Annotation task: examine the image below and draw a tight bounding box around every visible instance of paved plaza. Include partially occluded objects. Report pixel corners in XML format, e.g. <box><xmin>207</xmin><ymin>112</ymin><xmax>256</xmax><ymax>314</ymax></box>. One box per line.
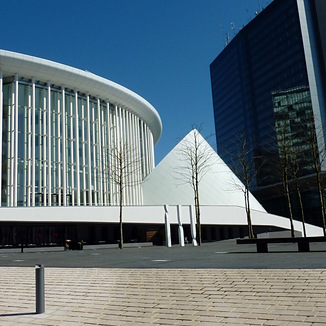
<box><xmin>1</xmin><ymin>241</ymin><xmax>326</xmax><ymax>325</ymax></box>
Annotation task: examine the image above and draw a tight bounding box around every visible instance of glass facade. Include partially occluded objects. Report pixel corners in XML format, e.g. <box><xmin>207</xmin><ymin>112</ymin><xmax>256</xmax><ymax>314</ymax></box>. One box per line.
<box><xmin>210</xmin><ymin>0</ymin><xmax>326</xmax><ymax>224</ymax></box>
<box><xmin>273</xmin><ymin>86</ymin><xmax>315</xmax><ymax>176</ymax></box>
<box><xmin>0</xmin><ymin>77</ymin><xmax>155</xmax><ymax>207</ymax></box>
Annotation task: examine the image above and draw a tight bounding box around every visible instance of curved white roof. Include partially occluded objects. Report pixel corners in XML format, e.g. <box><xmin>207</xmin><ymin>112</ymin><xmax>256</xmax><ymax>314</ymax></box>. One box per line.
<box><xmin>0</xmin><ymin>50</ymin><xmax>162</xmax><ymax>144</ymax></box>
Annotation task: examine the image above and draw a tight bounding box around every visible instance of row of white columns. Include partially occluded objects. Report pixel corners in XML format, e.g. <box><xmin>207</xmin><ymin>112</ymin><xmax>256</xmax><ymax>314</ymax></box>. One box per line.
<box><xmin>164</xmin><ymin>205</ymin><xmax>198</xmax><ymax>247</ymax></box>
<box><xmin>0</xmin><ymin>73</ymin><xmax>155</xmax><ymax>207</ymax></box>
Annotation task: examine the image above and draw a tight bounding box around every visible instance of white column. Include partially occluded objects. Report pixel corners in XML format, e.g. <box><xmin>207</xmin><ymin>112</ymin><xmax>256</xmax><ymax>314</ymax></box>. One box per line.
<box><xmin>31</xmin><ymin>80</ymin><xmax>36</xmax><ymax>206</ymax></box>
<box><xmin>23</xmin><ymin>94</ymin><xmax>28</xmax><ymax>206</ymax></box>
<box><xmin>97</xmin><ymin>99</ymin><xmax>103</xmax><ymax>205</ymax></box>
<box><xmin>14</xmin><ymin>75</ymin><xmax>19</xmax><ymax>206</ymax></box>
<box><xmin>57</xmin><ymin>93</ymin><xmax>61</xmax><ymax>206</ymax></box>
<box><xmin>112</xmin><ymin>106</ymin><xmax>120</xmax><ymax>205</ymax></box>
<box><xmin>81</xmin><ymin>100</ymin><xmax>86</xmax><ymax>206</ymax></box>
<box><xmin>189</xmin><ymin>205</ymin><xmax>198</xmax><ymax>246</ymax></box>
<box><xmin>140</xmin><ymin>121</ymin><xmax>145</xmax><ymax>179</ymax></box>
<box><xmin>75</xmin><ymin>90</ymin><xmax>80</xmax><ymax>206</ymax></box>
<box><xmin>91</xmin><ymin>101</ymin><xmax>97</xmax><ymax>205</ymax></box>
<box><xmin>47</xmin><ymin>83</ymin><xmax>52</xmax><ymax>206</ymax></box>
<box><xmin>70</xmin><ymin>99</ymin><xmax>74</xmax><ymax>206</ymax></box>
<box><xmin>131</xmin><ymin>114</ymin><xmax>137</xmax><ymax>204</ymax></box>
<box><xmin>86</xmin><ymin>95</ymin><xmax>92</xmax><ymax>206</ymax></box>
<box><xmin>10</xmin><ymin>82</ymin><xmax>15</xmax><ymax>206</ymax></box>
<box><xmin>107</xmin><ymin>104</ymin><xmax>113</xmax><ymax>205</ymax></box>
<box><xmin>135</xmin><ymin>116</ymin><xmax>143</xmax><ymax>204</ymax></box>
<box><xmin>164</xmin><ymin>205</ymin><xmax>172</xmax><ymax>248</ymax></box>
<box><xmin>149</xmin><ymin>131</ymin><xmax>155</xmax><ymax>170</ymax></box>
<box><xmin>0</xmin><ymin>71</ymin><xmax>3</xmax><ymax>206</ymax></box>
<box><xmin>132</xmin><ymin>114</ymin><xmax>139</xmax><ymax>204</ymax></box>
<box><xmin>177</xmin><ymin>205</ymin><xmax>185</xmax><ymax>247</ymax></box>
<box><xmin>121</xmin><ymin>108</ymin><xmax>127</xmax><ymax>205</ymax></box>
<box><xmin>61</xmin><ymin>88</ymin><xmax>67</xmax><ymax>206</ymax></box>
<box><xmin>130</xmin><ymin>113</ymin><xmax>137</xmax><ymax>204</ymax></box>
<box><xmin>27</xmin><ymin>84</ymin><xmax>32</xmax><ymax>207</ymax></box>
<box><xmin>143</xmin><ymin>124</ymin><xmax>148</xmax><ymax>177</ymax></box>
<box><xmin>43</xmin><ymin>90</ymin><xmax>47</xmax><ymax>206</ymax></box>
<box><xmin>114</xmin><ymin>106</ymin><xmax>122</xmax><ymax>205</ymax></box>
<box><xmin>126</xmin><ymin>110</ymin><xmax>132</xmax><ymax>204</ymax></box>
<box><xmin>145</xmin><ymin>126</ymin><xmax>150</xmax><ymax>177</ymax></box>
<box><xmin>146</xmin><ymin>126</ymin><xmax>152</xmax><ymax>173</ymax></box>
<box><xmin>102</xmin><ymin>102</ymin><xmax>109</xmax><ymax>205</ymax></box>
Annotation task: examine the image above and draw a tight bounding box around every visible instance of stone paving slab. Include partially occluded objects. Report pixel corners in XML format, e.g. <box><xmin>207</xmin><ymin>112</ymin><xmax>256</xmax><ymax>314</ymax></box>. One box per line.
<box><xmin>0</xmin><ymin>267</ymin><xmax>326</xmax><ymax>325</ymax></box>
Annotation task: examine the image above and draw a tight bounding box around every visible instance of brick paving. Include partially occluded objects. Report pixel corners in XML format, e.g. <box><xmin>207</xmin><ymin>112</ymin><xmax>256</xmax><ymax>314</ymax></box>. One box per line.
<box><xmin>0</xmin><ymin>267</ymin><xmax>326</xmax><ymax>325</ymax></box>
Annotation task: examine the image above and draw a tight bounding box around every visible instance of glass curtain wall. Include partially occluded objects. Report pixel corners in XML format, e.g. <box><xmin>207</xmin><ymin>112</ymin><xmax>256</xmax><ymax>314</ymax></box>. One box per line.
<box><xmin>1</xmin><ymin>78</ymin><xmax>154</xmax><ymax>207</ymax></box>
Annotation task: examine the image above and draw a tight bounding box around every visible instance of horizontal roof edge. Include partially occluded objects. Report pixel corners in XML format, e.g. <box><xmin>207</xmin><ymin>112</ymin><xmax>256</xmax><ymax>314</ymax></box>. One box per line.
<box><xmin>0</xmin><ymin>49</ymin><xmax>162</xmax><ymax>143</ymax></box>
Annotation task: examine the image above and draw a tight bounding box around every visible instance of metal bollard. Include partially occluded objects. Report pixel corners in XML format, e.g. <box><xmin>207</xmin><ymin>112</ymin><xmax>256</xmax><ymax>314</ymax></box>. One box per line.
<box><xmin>35</xmin><ymin>264</ymin><xmax>45</xmax><ymax>314</ymax></box>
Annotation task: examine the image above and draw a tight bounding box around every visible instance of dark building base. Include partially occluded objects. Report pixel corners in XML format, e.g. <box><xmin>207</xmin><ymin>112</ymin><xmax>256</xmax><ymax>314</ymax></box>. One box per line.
<box><xmin>0</xmin><ymin>222</ymin><xmax>285</xmax><ymax>248</ymax></box>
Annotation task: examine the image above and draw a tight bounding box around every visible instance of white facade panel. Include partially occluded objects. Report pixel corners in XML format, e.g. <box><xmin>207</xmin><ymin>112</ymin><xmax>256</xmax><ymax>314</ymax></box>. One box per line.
<box><xmin>0</xmin><ymin>50</ymin><xmax>159</xmax><ymax>208</ymax></box>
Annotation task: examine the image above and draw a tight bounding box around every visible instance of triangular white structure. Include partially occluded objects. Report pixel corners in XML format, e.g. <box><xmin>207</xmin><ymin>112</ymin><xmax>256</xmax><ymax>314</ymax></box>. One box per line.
<box><xmin>143</xmin><ymin>129</ymin><xmax>265</xmax><ymax>211</ymax></box>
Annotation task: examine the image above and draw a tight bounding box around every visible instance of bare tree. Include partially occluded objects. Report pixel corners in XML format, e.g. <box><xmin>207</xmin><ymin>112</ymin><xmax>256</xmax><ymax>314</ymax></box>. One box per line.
<box><xmin>290</xmin><ymin>160</ymin><xmax>307</xmax><ymax>237</ymax></box>
<box><xmin>109</xmin><ymin>140</ymin><xmax>142</xmax><ymax>249</ymax></box>
<box><xmin>271</xmin><ymin>87</ymin><xmax>318</xmax><ymax>237</ymax></box>
<box><xmin>231</xmin><ymin>134</ymin><xmax>258</xmax><ymax>239</ymax></box>
<box><xmin>274</xmin><ymin>118</ymin><xmax>295</xmax><ymax>238</ymax></box>
<box><xmin>176</xmin><ymin>128</ymin><xmax>214</xmax><ymax>246</ymax></box>
<box><xmin>308</xmin><ymin>117</ymin><xmax>326</xmax><ymax>235</ymax></box>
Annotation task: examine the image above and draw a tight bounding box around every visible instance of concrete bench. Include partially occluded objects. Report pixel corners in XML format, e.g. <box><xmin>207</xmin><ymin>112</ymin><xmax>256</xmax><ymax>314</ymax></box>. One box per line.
<box><xmin>236</xmin><ymin>236</ymin><xmax>326</xmax><ymax>253</ymax></box>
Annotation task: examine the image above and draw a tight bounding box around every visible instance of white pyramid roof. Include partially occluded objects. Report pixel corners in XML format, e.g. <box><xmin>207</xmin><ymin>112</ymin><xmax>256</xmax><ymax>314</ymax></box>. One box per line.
<box><xmin>143</xmin><ymin>129</ymin><xmax>265</xmax><ymax>212</ymax></box>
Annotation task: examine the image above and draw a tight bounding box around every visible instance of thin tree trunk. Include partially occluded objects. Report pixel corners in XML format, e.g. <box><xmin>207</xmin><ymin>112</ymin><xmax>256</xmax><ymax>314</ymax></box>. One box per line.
<box><xmin>119</xmin><ymin>154</ymin><xmax>124</xmax><ymax>250</ymax></box>
<box><xmin>316</xmin><ymin>178</ymin><xmax>326</xmax><ymax>236</ymax></box>
<box><xmin>196</xmin><ymin>193</ymin><xmax>201</xmax><ymax>246</ymax></box>
<box><xmin>310</xmin><ymin>119</ymin><xmax>326</xmax><ymax>236</ymax></box>
<box><xmin>283</xmin><ymin>165</ymin><xmax>295</xmax><ymax>238</ymax></box>
<box><xmin>119</xmin><ymin>184</ymin><xmax>123</xmax><ymax>249</ymax></box>
<box><xmin>293</xmin><ymin>173</ymin><xmax>306</xmax><ymax>237</ymax></box>
<box><xmin>245</xmin><ymin>188</ymin><xmax>254</xmax><ymax>239</ymax></box>
<box><xmin>195</xmin><ymin>172</ymin><xmax>201</xmax><ymax>246</ymax></box>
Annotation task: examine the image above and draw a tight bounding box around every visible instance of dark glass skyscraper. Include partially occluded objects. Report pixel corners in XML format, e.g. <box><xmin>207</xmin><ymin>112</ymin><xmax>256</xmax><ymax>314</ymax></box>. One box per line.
<box><xmin>210</xmin><ymin>0</ymin><xmax>326</xmax><ymax>225</ymax></box>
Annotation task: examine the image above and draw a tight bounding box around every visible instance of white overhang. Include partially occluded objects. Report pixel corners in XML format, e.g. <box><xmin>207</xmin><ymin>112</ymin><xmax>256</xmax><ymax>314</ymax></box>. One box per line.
<box><xmin>0</xmin><ymin>49</ymin><xmax>162</xmax><ymax>144</ymax></box>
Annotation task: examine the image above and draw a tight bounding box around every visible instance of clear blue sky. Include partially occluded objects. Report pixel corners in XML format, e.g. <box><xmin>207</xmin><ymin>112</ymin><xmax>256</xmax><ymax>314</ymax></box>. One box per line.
<box><xmin>1</xmin><ymin>0</ymin><xmax>272</xmax><ymax>163</ymax></box>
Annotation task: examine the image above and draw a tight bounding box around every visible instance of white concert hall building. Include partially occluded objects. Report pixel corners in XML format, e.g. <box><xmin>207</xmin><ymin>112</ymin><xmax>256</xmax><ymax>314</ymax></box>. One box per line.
<box><xmin>0</xmin><ymin>50</ymin><xmax>322</xmax><ymax>247</ymax></box>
